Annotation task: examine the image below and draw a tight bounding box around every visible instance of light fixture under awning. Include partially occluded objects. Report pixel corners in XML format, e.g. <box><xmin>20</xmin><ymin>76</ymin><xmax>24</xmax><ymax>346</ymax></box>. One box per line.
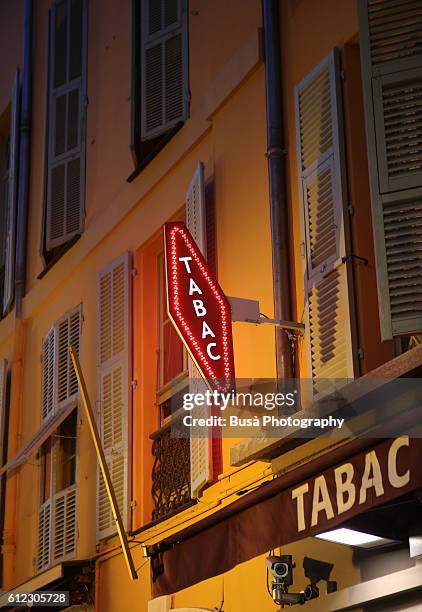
<box><xmin>316</xmin><ymin>528</ymin><xmax>398</xmax><ymax>548</ymax></box>
<box><xmin>0</xmin><ymin>400</ymin><xmax>77</xmax><ymax>477</ymax></box>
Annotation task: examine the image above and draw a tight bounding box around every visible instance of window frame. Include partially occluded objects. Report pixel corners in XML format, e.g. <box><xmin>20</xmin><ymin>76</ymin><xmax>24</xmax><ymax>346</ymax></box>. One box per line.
<box><xmin>156</xmin><ymin>250</ymin><xmax>188</xmax><ymax>423</ymax></box>
<box><xmin>128</xmin><ymin>0</ymin><xmax>189</xmax><ymax>181</ymax></box>
<box><xmin>40</xmin><ymin>0</ymin><xmax>88</xmax><ymax>272</ymax></box>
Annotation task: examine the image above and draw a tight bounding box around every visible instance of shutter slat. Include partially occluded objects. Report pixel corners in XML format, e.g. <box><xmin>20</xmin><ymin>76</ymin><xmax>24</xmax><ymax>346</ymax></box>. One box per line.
<box><xmin>364</xmin><ymin>0</ymin><xmax>422</xmax><ymax>70</ymax></box>
<box><xmin>298</xmin><ymin>65</ymin><xmax>333</xmax><ymax>172</ymax></box>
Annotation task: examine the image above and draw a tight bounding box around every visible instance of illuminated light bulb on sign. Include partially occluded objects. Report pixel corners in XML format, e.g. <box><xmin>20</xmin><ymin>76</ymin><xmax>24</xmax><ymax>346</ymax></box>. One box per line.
<box><xmin>164</xmin><ymin>222</ymin><xmax>235</xmax><ymax>391</ymax></box>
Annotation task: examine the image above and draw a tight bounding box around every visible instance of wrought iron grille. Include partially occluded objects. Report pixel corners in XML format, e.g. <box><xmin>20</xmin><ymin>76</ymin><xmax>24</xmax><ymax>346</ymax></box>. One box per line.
<box><xmin>151</xmin><ymin>422</ymin><xmax>191</xmax><ymax>521</ymax></box>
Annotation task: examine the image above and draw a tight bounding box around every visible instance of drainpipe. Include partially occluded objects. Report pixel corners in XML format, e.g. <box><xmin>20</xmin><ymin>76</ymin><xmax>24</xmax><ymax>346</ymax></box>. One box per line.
<box><xmin>15</xmin><ymin>0</ymin><xmax>32</xmax><ymax>318</ymax></box>
<box><xmin>263</xmin><ymin>0</ymin><xmax>293</xmax><ymax>380</ymax></box>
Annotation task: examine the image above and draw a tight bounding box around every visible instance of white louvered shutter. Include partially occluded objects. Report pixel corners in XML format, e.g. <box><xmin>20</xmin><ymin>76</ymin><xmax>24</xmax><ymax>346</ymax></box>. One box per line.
<box><xmin>3</xmin><ymin>70</ymin><xmax>20</xmax><ymax>315</ymax></box>
<box><xmin>295</xmin><ymin>50</ymin><xmax>356</xmax><ymax>391</ymax></box>
<box><xmin>96</xmin><ymin>253</ymin><xmax>131</xmax><ymax>540</ymax></box>
<box><xmin>52</xmin><ymin>485</ymin><xmax>77</xmax><ymax>562</ymax></box>
<box><xmin>56</xmin><ymin>305</ymin><xmax>82</xmax><ymax>411</ymax></box>
<box><xmin>42</xmin><ymin>328</ymin><xmax>55</xmax><ymax>422</ymax></box>
<box><xmin>358</xmin><ymin>0</ymin><xmax>422</xmax><ymax>340</ymax></box>
<box><xmin>141</xmin><ymin>0</ymin><xmax>189</xmax><ymax>141</ymax></box>
<box><xmin>186</xmin><ymin>163</ymin><xmax>212</xmax><ymax>498</ymax></box>
<box><xmin>46</xmin><ymin>0</ymin><xmax>87</xmax><ymax>250</ymax></box>
<box><xmin>37</xmin><ymin>500</ymin><xmax>52</xmax><ymax>571</ymax></box>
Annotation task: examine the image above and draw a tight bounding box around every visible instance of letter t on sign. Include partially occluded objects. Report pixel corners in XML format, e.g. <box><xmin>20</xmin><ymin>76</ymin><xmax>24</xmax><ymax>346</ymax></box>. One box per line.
<box><xmin>164</xmin><ymin>222</ymin><xmax>235</xmax><ymax>391</ymax></box>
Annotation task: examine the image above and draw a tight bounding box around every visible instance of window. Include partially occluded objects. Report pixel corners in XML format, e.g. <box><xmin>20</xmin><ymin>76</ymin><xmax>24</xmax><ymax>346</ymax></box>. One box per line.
<box><xmin>151</xmin><ymin>247</ymin><xmax>190</xmax><ymax>521</ymax></box>
<box><xmin>157</xmin><ymin>250</ymin><xmax>187</xmax><ymax>420</ymax></box>
<box><xmin>0</xmin><ymin>71</ymin><xmax>19</xmax><ymax>316</ymax></box>
<box><xmin>42</xmin><ymin>0</ymin><xmax>87</xmax><ymax>267</ymax></box>
<box><xmin>56</xmin><ymin>411</ymin><xmax>77</xmax><ymax>491</ymax></box>
<box><xmin>0</xmin><ymin>139</ymin><xmax>10</xmax><ymax>306</ymax></box>
<box><xmin>37</xmin><ymin>305</ymin><xmax>81</xmax><ymax>571</ymax></box>
<box><xmin>130</xmin><ymin>0</ymin><xmax>189</xmax><ymax>173</ymax></box>
<box><xmin>38</xmin><ymin>411</ymin><xmax>78</xmax><ymax>572</ymax></box>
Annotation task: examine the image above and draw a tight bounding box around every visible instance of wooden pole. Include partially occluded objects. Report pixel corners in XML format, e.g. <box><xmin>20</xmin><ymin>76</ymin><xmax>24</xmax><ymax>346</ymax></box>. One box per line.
<box><xmin>69</xmin><ymin>346</ymin><xmax>138</xmax><ymax>580</ymax></box>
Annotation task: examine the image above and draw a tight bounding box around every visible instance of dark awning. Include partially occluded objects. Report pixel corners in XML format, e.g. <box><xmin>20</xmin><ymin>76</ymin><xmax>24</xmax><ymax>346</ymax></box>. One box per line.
<box><xmin>150</xmin><ymin>412</ymin><xmax>422</xmax><ymax>597</ymax></box>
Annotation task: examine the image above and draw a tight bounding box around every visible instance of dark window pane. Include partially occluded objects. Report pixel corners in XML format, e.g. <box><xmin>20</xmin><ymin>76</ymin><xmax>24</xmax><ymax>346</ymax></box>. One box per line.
<box><xmin>163</xmin><ymin>320</ymin><xmax>184</xmax><ymax>385</ymax></box>
<box><xmin>56</xmin><ymin>411</ymin><xmax>77</xmax><ymax>492</ymax></box>
<box><xmin>54</xmin><ymin>1</ymin><xmax>68</xmax><ymax>88</ymax></box>
<box><xmin>0</xmin><ymin>176</ymin><xmax>8</xmax><ymax>269</ymax></box>
<box><xmin>149</xmin><ymin>0</ymin><xmax>162</xmax><ymax>35</ymax></box>
<box><xmin>164</xmin><ymin>0</ymin><xmax>178</xmax><ymax>28</ymax></box>
<box><xmin>67</xmin><ymin>88</ymin><xmax>79</xmax><ymax>150</ymax></box>
<box><xmin>161</xmin><ymin>254</ymin><xmax>167</xmax><ymax>324</ymax></box>
<box><xmin>69</xmin><ymin>0</ymin><xmax>83</xmax><ymax>80</ymax></box>
<box><xmin>54</xmin><ymin>94</ymin><xmax>67</xmax><ymax>156</ymax></box>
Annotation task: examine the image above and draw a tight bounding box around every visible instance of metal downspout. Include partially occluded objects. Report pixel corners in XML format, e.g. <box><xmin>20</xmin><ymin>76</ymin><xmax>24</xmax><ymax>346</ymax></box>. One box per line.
<box><xmin>263</xmin><ymin>0</ymin><xmax>293</xmax><ymax>380</ymax></box>
<box><xmin>15</xmin><ymin>0</ymin><xmax>32</xmax><ymax>318</ymax></box>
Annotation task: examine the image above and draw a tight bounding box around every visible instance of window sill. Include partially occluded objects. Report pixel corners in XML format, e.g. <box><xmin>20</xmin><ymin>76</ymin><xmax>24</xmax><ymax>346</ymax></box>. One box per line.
<box><xmin>37</xmin><ymin>235</ymin><xmax>81</xmax><ymax>280</ymax></box>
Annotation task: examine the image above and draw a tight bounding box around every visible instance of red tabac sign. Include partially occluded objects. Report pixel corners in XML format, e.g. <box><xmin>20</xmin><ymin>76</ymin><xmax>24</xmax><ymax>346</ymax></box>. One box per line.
<box><xmin>164</xmin><ymin>222</ymin><xmax>235</xmax><ymax>389</ymax></box>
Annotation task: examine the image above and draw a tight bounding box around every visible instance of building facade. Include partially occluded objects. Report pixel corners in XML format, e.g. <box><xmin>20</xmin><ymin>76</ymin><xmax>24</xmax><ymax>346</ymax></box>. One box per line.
<box><xmin>0</xmin><ymin>0</ymin><xmax>422</xmax><ymax>611</ymax></box>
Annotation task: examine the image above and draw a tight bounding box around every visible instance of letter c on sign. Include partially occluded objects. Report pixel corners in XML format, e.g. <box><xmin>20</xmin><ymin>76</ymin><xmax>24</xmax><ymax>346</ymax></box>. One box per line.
<box><xmin>207</xmin><ymin>343</ymin><xmax>221</xmax><ymax>361</ymax></box>
<box><xmin>388</xmin><ymin>436</ymin><xmax>410</xmax><ymax>489</ymax></box>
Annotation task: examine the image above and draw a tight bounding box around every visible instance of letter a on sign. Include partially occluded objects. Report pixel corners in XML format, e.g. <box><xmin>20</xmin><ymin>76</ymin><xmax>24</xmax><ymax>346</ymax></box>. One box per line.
<box><xmin>164</xmin><ymin>222</ymin><xmax>235</xmax><ymax>390</ymax></box>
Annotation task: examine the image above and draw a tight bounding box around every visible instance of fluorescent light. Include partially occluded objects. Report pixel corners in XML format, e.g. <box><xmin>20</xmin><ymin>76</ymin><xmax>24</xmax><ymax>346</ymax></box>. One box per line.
<box><xmin>316</xmin><ymin>528</ymin><xmax>396</xmax><ymax>548</ymax></box>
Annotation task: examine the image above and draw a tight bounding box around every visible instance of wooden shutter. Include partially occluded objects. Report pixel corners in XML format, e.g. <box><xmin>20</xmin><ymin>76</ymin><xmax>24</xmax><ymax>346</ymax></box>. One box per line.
<box><xmin>52</xmin><ymin>484</ymin><xmax>77</xmax><ymax>561</ymax></box>
<box><xmin>46</xmin><ymin>0</ymin><xmax>87</xmax><ymax>250</ymax></box>
<box><xmin>141</xmin><ymin>0</ymin><xmax>189</xmax><ymax>141</ymax></box>
<box><xmin>3</xmin><ymin>70</ymin><xmax>20</xmax><ymax>315</ymax></box>
<box><xmin>37</xmin><ymin>499</ymin><xmax>52</xmax><ymax>571</ymax></box>
<box><xmin>96</xmin><ymin>253</ymin><xmax>131</xmax><ymax>540</ymax></box>
<box><xmin>185</xmin><ymin>163</ymin><xmax>212</xmax><ymax>498</ymax></box>
<box><xmin>295</xmin><ymin>50</ymin><xmax>356</xmax><ymax>388</ymax></box>
<box><xmin>42</xmin><ymin>328</ymin><xmax>55</xmax><ymax>422</ymax></box>
<box><xmin>56</xmin><ymin>305</ymin><xmax>82</xmax><ymax>411</ymax></box>
<box><xmin>358</xmin><ymin>0</ymin><xmax>422</xmax><ymax>340</ymax></box>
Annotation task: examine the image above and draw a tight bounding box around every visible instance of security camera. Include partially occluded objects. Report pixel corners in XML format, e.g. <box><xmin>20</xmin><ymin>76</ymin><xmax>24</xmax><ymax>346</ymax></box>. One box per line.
<box><xmin>265</xmin><ymin>555</ymin><xmax>294</xmax><ymax>586</ymax></box>
<box><xmin>265</xmin><ymin>554</ymin><xmax>334</xmax><ymax>606</ymax></box>
<box><xmin>266</xmin><ymin>555</ymin><xmax>301</xmax><ymax>606</ymax></box>
<box><xmin>303</xmin><ymin>583</ymin><xmax>319</xmax><ymax>601</ymax></box>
